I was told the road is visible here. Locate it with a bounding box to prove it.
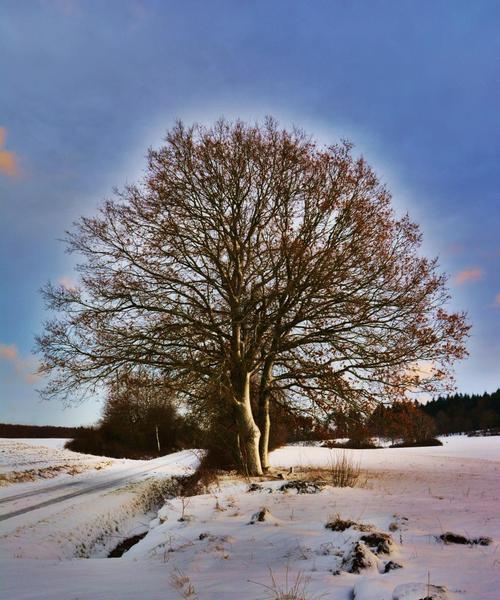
[0,449,199,524]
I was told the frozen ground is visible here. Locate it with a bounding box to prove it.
[0,435,498,599]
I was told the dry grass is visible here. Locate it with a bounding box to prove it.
[328,450,361,487]
[325,513,373,532]
[252,567,320,600]
[136,477,182,512]
[170,567,199,599]
[0,461,112,486]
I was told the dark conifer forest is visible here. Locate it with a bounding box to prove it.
[422,389,500,434]
[0,423,85,438]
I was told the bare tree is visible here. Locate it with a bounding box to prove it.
[102,371,179,453]
[36,118,469,475]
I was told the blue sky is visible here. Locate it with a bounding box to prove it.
[1,0,499,426]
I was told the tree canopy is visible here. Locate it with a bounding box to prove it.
[37,118,469,475]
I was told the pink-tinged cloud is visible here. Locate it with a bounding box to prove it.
[58,276,77,290]
[0,126,19,177]
[0,344,18,361]
[494,294,500,308]
[0,343,40,384]
[454,268,484,285]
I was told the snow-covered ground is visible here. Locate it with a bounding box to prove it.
[0,437,114,484]
[0,440,200,561]
[0,436,498,599]
[2,437,70,450]
[271,434,500,466]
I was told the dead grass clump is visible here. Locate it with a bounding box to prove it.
[359,532,394,554]
[170,567,198,599]
[439,532,492,546]
[328,450,361,487]
[252,567,317,600]
[325,514,373,532]
[340,541,378,574]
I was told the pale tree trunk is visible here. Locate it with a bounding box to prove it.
[258,394,271,471]
[234,371,263,476]
[258,361,273,471]
[155,425,161,453]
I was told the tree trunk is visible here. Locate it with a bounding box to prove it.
[258,393,271,471]
[258,360,273,472]
[155,424,161,453]
[234,372,263,476]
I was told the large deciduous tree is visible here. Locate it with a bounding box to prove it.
[37,118,469,475]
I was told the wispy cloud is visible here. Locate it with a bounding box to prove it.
[454,268,484,285]
[0,126,19,177]
[0,343,40,384]
[494,294,500,308]
[58,276,77,290]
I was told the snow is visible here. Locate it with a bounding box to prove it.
[2,437,71,450]
[0,436,499,599]
[270,434,500,470]
[0,437,113,477]
[0,443,200,561]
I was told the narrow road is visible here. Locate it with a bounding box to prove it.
[0,450,199,523]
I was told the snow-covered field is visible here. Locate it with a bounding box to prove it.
[0,436,498,599]
[2,437,70,450]
[0,437,115,485]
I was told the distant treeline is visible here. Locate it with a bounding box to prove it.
[0,423,86,438]
[2,388,499,446]
[422,389,500,434]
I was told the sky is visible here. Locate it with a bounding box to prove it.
[0,0,499,426]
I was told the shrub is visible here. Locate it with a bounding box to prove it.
[177,452,220,497]
[328,450,361,487]
[369,400,437,444]
[322,438,377,449]
[66,372,203,459]
[390,437,442,448]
